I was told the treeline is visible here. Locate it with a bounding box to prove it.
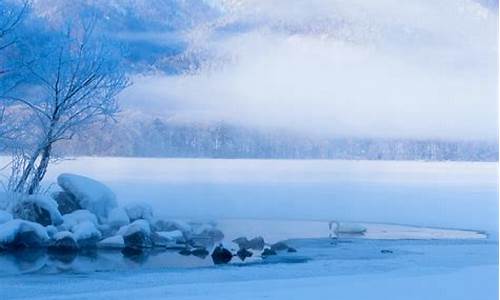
[55,114,498,161]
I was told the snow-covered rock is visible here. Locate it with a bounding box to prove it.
[152,230,184,247]
[0,210,13,224]
[153,219,191,233]
[156,230,184,241]
[60,210,98,231]
[45,225,58,238]
[50,231,78,251]
[124,202,153,222]
[12,195,63,226]
[107,207,129,228]
[51,191,81,215]
[72,221,101,247]
[0,219,49,249]
[97,235,124,249]
[233,236,264,251]
[119,220,152,249]
[57,173,117,220]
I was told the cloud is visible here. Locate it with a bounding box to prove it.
[122,0,498,140]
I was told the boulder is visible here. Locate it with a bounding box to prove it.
[51,191,81,215]
[262,248,277,257]
[49,231,78,251]
[72,221,102,248]
[270,241,289,252]
[211,245,232,265]
[191,247,209,259]
[12,195,63,226]
[0,219,49,249]
[337,223,367,234]
[236,248,253,261]
[233,236,265,251]
[124,202,153,222]
[120,220,152,249]
[57,173,117,220]
[60,210,98,231]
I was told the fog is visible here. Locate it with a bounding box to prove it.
[122,0,498,140]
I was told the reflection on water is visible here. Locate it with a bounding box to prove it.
[0,248,222,274]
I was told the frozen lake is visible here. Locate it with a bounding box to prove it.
[32,157,498,234]
[0,157,497,299]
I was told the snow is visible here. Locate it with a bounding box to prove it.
[23,194,63,225]
[107,207,129,228]
[53,230,75,240]
[124,202,153,221]
[97,235,124,249]
[57,173,117,220]
[61,210,98,231]
[0,219,49,245]
[72,220,101,241]
[117,219,151,236]
[156,230,183,241]
[0,210,13,224]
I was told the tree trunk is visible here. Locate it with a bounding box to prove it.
[27,142,52,194]
[13,147,42,193]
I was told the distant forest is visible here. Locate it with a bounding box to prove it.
[54,114,498,161]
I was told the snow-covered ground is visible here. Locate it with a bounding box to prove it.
[0,157,497,299]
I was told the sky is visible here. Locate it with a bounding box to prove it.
[120,0,499,141]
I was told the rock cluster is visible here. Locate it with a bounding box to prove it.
[0,174,224,257]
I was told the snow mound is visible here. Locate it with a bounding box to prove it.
[118,219,151,237]
[0,219,49,248]
[107,207,129,228]
[23,195,63,225]
[57,173,117,220]
[72,220,102,242]
[0,210,13,224]
[98,235,124,249]
[61,210,98,231]
[125,202,153,222]
[337,223,367,234]
[156,230,183,241]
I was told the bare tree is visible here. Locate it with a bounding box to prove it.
[0,1,28,145]
[4,18,129,194]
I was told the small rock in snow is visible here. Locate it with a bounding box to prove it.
[121,220,152,249]
[236,248,253,261]
[211,245,232,265]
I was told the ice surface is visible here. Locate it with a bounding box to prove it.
[57,173,117,219]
